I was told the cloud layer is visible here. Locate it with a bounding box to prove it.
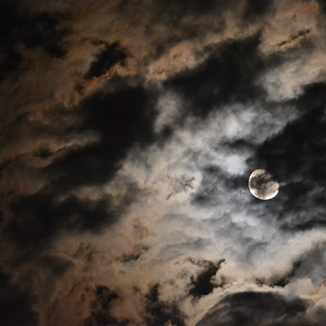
[1,0,326,325]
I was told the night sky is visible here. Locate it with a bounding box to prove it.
[1,1,326,325]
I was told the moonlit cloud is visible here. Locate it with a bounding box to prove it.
[1,1,326,325]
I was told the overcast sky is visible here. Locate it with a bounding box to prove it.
[1,0,326,325]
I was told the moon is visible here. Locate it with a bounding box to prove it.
[248,169,279,200]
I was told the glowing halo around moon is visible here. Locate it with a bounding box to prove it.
[248,169,279,200]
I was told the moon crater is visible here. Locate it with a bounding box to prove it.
[248,169,279,200]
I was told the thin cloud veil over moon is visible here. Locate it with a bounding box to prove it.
[248,169,279,200]
[1,1,326,325]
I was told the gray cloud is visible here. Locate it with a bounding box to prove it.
[196,291,313,326]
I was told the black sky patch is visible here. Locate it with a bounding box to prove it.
[0,271,38,326]
[189,260,225,297]
[196,291,307,326]
[165,35,265,118]
[85,42,127,79]
[253,84,326,231]
[145,284,185,326]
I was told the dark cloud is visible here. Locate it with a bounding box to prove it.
[253,84,326,231]
[165,35,266,118]
[47,83,157,191]
[84,283,191,326]
[193,164,248,207]
[34,148,52,160]
[3,81,159,256]
[145,284,185,326]
[0,0,67,80]
[1,1,326,325]
[85,42,127,80]
[140,0,270,22]
[196,291,308,326]
[84,285,129,326]
[121,245,149,264]
[20,11,67,58]
[0,48,22,82]
[189,259,225,297]
[108,0,221,67]
[289,243,326,286]
[117,0,221,29]
[152,0,221,16]
[37,255,73,278]
[0,1,23,81]
[6,192,114,256]
[277,29,311,47]
[0,271,38,326]
[243,0,272,20]
[271,261,302,287]
[256,260,302,288]
[0,2,17,49]
[317,0,326,14]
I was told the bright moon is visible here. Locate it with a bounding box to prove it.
[248,169,279,200]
